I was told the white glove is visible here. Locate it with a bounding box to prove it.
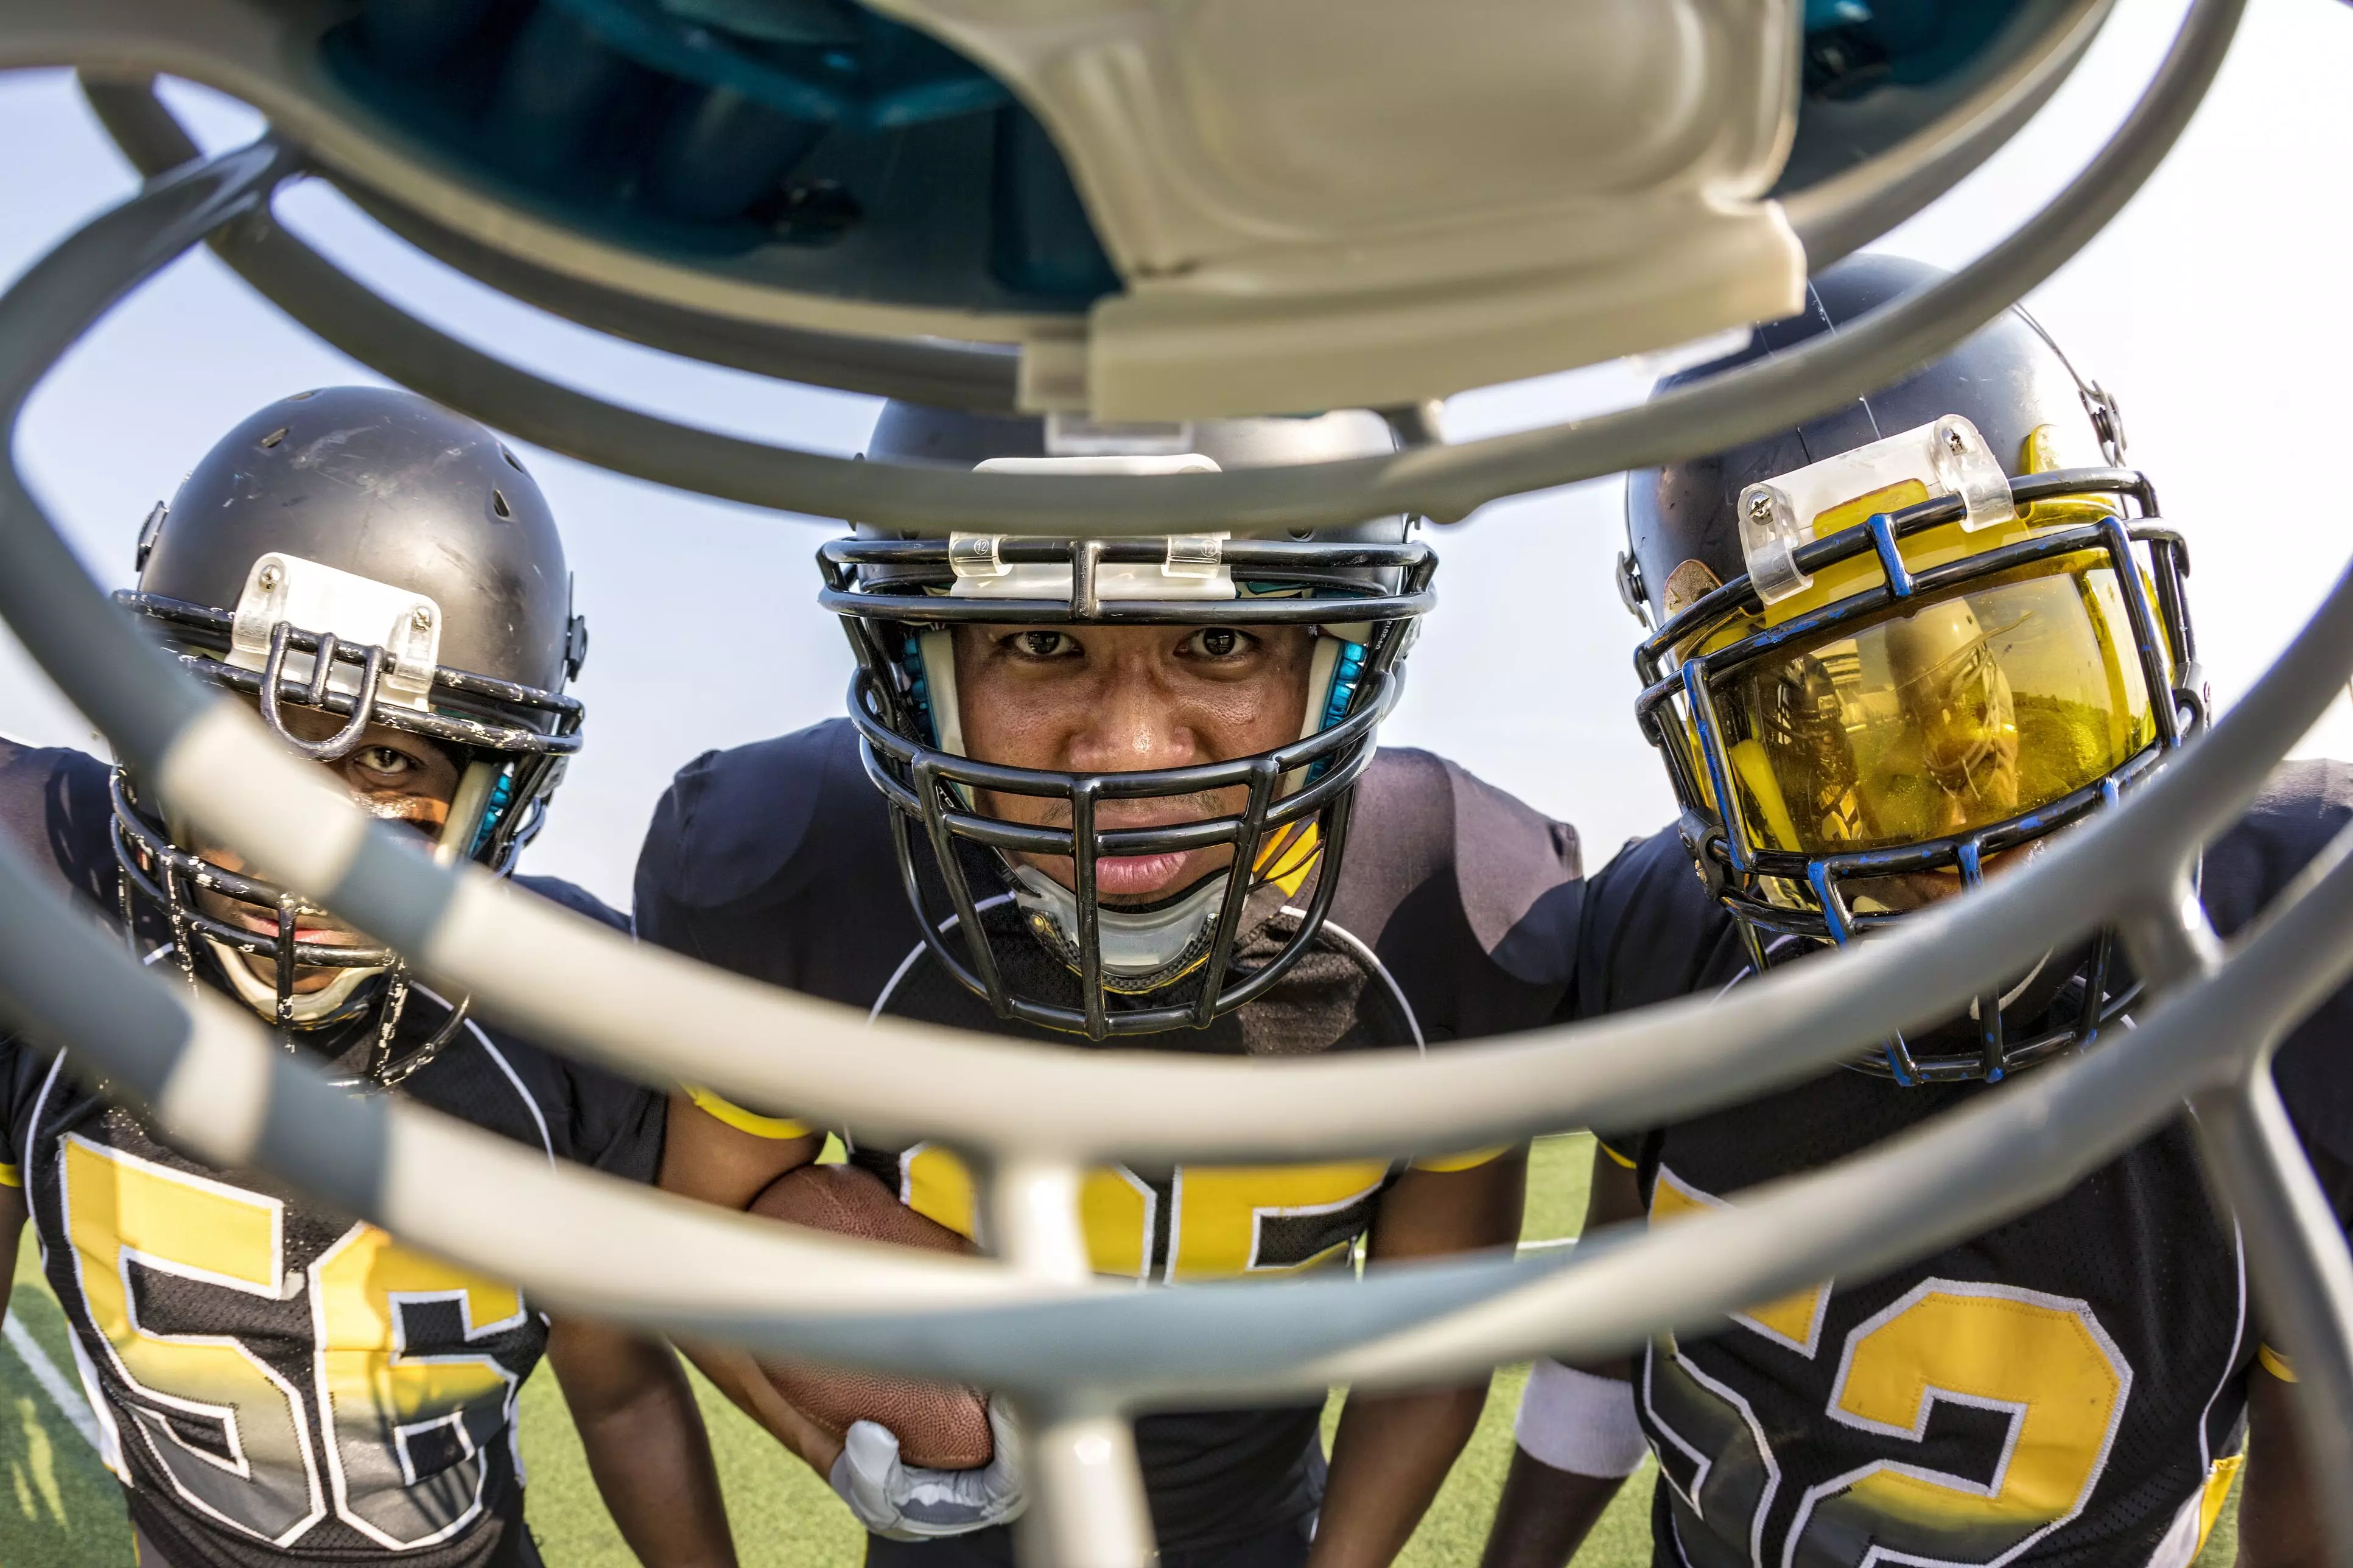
[829,1400,1026,1541]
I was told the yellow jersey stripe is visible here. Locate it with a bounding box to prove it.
[1411,1147,1508,1173]
[684,1085,813,1141]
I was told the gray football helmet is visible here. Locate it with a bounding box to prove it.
[114,386,587,1083]
[821,405,1436,1039]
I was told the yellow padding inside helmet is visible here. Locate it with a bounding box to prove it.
[1255,822,1322,898]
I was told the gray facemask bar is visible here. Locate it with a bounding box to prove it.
[826,532,1430,1038]
[17,16,2353,1568]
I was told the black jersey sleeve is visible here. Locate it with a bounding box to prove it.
[632,719,916,1133]
[1565,826,1748,1161]
[2204,759,2353,1174]
[0,741,115,1186]
[0,1040,27,1189]
[507,874,668,1183]
[557,1060,668,1184]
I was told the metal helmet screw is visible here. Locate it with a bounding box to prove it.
[258,564,280,590]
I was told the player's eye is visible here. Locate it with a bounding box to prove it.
[1009,629,1080,660]
[1181,627,1254,659]
[351,745,415,780]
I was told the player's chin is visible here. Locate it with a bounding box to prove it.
[1850,842,2044,915]
[1848,871,1960,915]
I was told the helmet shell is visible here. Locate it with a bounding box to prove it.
[830,401,1431,1038]
[140,387,573,693]
[868,404,1400,472]
[1625,253,2108,623]
[864,404,1409,540]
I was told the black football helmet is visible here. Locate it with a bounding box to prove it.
[114,386,587,1084]
[1624,254,2200,1084]
[821,405,1436,1039]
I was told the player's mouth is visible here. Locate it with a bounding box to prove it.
[1093,850,1199,897]
[996,789,1240,900]
[225,907,362,947]
[1083,796,1240,898]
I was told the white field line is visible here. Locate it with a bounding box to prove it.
[4,1310,101,1452]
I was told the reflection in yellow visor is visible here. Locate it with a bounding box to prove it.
[1714,555,2159,856]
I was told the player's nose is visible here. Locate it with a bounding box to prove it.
[1063,660,1204,774]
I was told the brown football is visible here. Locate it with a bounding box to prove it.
[748,1163,994,1471]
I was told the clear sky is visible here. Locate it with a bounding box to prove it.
[2,0,2349,910]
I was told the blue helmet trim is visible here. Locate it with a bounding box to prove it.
[468,769,517,861]
[901,631,939,747]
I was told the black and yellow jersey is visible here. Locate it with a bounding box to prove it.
[634,717,1585,1552]
[0,738,666,1568]
[1571,760,2353,1568]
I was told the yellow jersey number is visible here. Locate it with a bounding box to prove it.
[59,1135,529,1550]
[1645,1167,2131,1568]
[895,1143,1392,1281]
[1784,1281,2129,1568]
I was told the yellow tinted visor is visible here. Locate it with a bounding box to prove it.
[1716,555,2158,856]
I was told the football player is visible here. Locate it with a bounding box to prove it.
[0,388,736,1568]
[1480,256,2340,1568]
[641,404,1582,1568]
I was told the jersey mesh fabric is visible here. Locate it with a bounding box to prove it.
[637,719,1583,1551]
[0,740,664,1568]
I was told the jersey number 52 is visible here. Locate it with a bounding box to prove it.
[1649,1278,2131,1568]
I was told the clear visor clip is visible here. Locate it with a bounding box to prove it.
[1736,415,2017,607]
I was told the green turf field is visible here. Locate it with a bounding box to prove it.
[0,1135,2239,1567]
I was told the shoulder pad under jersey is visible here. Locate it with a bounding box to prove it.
[2201,757,2353,940]
[1345,747,1585,987]
[511,873,632,936]
[0,738,115,915]
[1573,824,1742,1018]
[634,718,880,914]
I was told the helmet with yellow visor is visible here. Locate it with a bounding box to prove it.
[1624,254,2200,1084]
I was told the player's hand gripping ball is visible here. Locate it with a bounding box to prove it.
[832,1401,1027,1541]
[749,1163,995,1469]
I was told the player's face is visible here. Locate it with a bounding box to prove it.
[189,700,462,992]
[953,621,1315,903]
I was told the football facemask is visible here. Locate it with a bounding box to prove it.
[1636,418,2198,1083]
[108,388,587,1087]
[824,460,1432,1040]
